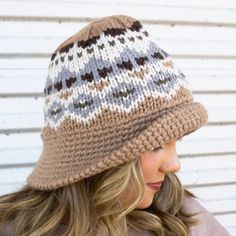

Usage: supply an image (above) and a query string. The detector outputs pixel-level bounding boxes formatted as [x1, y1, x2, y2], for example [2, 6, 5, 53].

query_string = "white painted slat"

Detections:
[3, 0, 236, 10]
[198, 198, 236, 214]
[0, 38, 57, 54]
[3, 154, 236, 188]
[1, 37, 235, 56]
[0, 182, 26, 196]
[205, 106, 236, 123]
[1, 98, 43, 113]
[0, 167, 235, 199]
[0, 22, 87, 39]
[1, 66, 236, 93]
[177, 136, 236, 154]
[176, 58, 236, 70]
[0, 70, 46, 93]
[0, 148, 41, 164]
[1, 128, 236, 164]
[1, 126, 236, 165]
[2, 22, 236, 42]
[1, 94, 236, 129]
[0, 97, 44, 128]
[1, 58, 236, 70]
[225, 226, 236, 236]
[180, 129, 236, 166]
[178, 169, 236, 186]
[188, 77, 236, 91]
[1, 58, 236, 94]
[0, 132, 41, 149]
[229, 228, 236, 236]
[215, 214, 236, 227]
[1, 134, 236, 168]
[1, 22, 236, 56]
[1, 103, 236, 128]
[1, 1, 236, 24]
[0, 168, 32, 184]
[0, 58, 49, 69]
[2, 0, 236, 10]
[178, 154, 236, 185]
[193, 94, 236, 107]
[0, 1, 235, 233]
[177, 124, 235, 140]
[1, 133, 236, 167]
[189, 185, 236, 201]
[180, 155, 236, 171]
[0, 113, 43, 129]
[213, 214, 236, 236]
[157, 40, 236, 56]
[189, 185, 236, 233]
[148, 24, 236, 41]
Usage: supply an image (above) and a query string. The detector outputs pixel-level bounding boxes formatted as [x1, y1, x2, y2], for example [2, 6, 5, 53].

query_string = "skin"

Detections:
[61, 139, 180, 225]
[123, 139, 181, 209]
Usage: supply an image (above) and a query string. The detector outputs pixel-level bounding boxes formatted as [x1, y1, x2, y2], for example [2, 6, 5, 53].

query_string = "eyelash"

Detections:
[153, 138, 183, 152]
[153, 146, 163, 152]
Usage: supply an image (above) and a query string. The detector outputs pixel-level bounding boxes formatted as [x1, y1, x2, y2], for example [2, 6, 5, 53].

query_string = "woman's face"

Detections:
[137, 139, 180, 208]
[122, 139, 181, 209]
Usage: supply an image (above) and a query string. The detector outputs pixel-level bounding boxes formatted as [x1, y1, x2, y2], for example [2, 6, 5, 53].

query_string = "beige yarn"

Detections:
[26, 15, 208, 190]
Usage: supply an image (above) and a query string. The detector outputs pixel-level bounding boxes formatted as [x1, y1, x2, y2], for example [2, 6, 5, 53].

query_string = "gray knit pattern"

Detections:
[43, 19, 188, 128]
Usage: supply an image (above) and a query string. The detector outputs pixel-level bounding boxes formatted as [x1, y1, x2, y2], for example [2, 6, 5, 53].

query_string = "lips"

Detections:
[147, 181, 163, 191]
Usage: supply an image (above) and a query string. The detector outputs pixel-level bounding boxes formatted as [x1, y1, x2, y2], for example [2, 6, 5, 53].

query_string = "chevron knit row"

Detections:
[26, 15, 208, 190]
[43, 20, 188, 128]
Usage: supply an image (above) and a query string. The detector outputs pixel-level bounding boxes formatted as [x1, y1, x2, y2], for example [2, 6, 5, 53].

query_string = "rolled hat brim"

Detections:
[27, 100, 208, 190]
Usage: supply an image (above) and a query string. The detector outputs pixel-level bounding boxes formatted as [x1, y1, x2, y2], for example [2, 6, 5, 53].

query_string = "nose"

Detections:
[159, 153, 181, 174]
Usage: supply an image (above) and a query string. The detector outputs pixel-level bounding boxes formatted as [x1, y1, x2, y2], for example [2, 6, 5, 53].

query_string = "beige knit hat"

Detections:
[26, 15, 208, 190]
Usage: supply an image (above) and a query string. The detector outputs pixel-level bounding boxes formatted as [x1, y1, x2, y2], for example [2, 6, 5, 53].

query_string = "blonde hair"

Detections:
[0, 157, 199, 236]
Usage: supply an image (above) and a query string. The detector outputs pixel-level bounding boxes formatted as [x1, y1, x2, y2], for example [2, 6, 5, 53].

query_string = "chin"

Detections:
[136, 201, 153, 209]
[136, 186, 156, 209]
[136, 197, 154, 209]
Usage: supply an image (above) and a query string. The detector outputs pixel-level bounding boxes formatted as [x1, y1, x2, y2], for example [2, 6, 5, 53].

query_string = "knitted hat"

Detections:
[26, 15, 208, 190]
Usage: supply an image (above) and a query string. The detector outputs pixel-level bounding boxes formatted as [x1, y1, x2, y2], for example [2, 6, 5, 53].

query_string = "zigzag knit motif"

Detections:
[26, 15, 208, 190]
[43, 19, 188, 128]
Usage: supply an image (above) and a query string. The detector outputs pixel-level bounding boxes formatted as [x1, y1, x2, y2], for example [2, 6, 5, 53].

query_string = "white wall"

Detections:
[0, 0, 236, 234]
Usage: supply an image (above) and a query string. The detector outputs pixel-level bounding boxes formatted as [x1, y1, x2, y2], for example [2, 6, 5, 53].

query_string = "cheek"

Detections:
[140, 153, 161, 181]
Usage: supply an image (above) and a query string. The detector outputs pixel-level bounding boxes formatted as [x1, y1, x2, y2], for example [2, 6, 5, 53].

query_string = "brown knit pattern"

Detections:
[26, 15, 208, 190]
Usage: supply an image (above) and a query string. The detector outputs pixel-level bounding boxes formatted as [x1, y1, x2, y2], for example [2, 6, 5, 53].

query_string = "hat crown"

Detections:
[27, 15, 208, 190]
[43, 15, 191, 129]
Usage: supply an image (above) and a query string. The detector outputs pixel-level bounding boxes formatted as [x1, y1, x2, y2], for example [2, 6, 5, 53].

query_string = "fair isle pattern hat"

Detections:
[27, 15, 208, 190]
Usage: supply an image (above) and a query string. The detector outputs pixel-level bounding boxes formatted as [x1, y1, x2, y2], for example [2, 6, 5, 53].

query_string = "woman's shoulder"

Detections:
[128, 196, 231, 236]
[181, 196, 231, 236]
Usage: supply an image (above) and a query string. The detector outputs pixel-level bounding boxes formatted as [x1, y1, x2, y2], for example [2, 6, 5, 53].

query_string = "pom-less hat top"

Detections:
[26, 15, 208, 190]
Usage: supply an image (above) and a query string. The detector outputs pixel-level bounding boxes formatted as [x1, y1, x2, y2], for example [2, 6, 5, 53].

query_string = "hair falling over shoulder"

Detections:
[0, 158, 199, 236]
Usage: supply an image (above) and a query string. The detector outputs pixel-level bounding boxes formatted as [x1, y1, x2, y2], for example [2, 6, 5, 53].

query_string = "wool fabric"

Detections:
[26, 15, 208, 190]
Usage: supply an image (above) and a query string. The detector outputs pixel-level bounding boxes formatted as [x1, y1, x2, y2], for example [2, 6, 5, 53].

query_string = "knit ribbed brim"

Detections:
[27, 99, 207, 190]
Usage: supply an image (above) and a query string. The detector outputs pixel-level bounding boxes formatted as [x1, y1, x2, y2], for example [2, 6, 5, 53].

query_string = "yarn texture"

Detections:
[26, 15, 208, 190]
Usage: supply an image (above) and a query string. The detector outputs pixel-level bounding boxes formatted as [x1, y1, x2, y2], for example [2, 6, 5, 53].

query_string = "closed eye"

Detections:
[153, 146, 163, 152]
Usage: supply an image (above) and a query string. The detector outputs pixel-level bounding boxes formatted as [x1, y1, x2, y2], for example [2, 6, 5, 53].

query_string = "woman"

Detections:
[0, 15, 230, 236]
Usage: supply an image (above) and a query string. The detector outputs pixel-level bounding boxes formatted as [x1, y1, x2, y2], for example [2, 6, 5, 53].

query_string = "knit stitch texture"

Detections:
[26, 15, 208, 190]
